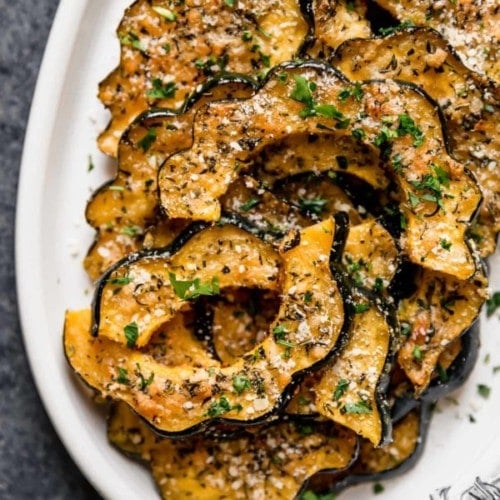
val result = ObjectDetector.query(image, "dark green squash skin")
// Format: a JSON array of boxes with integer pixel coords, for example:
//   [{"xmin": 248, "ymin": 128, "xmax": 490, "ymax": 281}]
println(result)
[{"xmin": 89, "ymin": 214, "xmax": 354, "ymax": 438}]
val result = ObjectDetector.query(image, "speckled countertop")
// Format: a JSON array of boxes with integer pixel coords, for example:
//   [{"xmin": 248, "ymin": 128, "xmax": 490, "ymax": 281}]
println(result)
[{"xmin": 0, "ymin": 2, "xmax": 99, "ymax": 498}]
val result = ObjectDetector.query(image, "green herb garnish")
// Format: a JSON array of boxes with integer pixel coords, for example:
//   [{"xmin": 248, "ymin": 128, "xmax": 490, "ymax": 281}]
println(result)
[
  {"xmin": 169, "ymin": 273, "xmax": 220, "ymax": 301},
  {"xmin": 232, "ymin": 374, "xmax": 251, "ymax": 394},
  {"xmin": 477, "ymin": 384, "xmax": 491, "ymax": 399},
  {"xmin": 378, "ymin": 19, "xmax": 415, "ymax": 36},
  {"xmin": 146, "ymin": 78, "xmax": 177, "ymax": 99},
  {"xmin": 116, "ymin": 367, "xmax": 130, "ymax": 385},
  {"xmin": 486, "ymin": 291, "xmax": 500, "ymax": 317},
  {"xmin": 333, "ymin": 379, "xmax": 350, "ymax": 400},
  {"xmin": 440, "ymin": 238, "xmax": 452, "ymax": 251},
  {"xmin": 137, "ymin": 128, "xmax": 157, "ymax": 152},
  {"xmin": 290, "ymin": 76, "xmax": 349, "ymax": 126},
  {"xmin": 119, "ymin": 32, "xmax": 145, "ymax": 52},
  {"xmin": 124, "ymin": 322, "xmax": 139, "ymax": 348},
  {"xmin": 136, "ymin": 364, "xmax": 155, "ymax": 391},
  {"xmin": 240, "ymin": 198, "xmax": 260, "ymax": 211},
  {"xmin": 354, "ymin": 303, "xmax": 370, "ymax": 314},
  {"xmin": 152, "ymin": 6, "xmax": 177, "ymax": 21},
  {"xmin": 107, "ymin": 276, "xmax": 132, "ymax": 286},
  {"xmin": 121, "ymin": 226, "xmax": 140, "ymax": 237},
  {"xmin": 412, "ymin": 345, "xmax": 423, "ymax": 361},
  {"xmin": 343, "ymin": 400, "xmax": 372, "ymax": 414},
  {"xmin": 298, "ymin": 196, "xmax": 328, "ymax": 215},
  {"xmin": 205, "ymin": 396, "xmax": 242, "ymax": 418}
]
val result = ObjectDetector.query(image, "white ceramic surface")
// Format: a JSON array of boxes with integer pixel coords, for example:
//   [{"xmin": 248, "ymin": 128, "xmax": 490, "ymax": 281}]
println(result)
[{"xmin": 16, "ymin": 1, "xmax": 500, "ymax": 499}]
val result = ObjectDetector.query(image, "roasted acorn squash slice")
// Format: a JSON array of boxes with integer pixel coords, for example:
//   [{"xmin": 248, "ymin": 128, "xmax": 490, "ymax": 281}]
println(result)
[
  {"xmin": 86, "ymin": 77, "xmax": 256, "ymax": 280},
  {"xmin": 94, "ymin": 223, "xmax": 281, "ymax": 347},
  {"xmin": 107, "ymin": 401, "xmax": 358, "ymax": 500},
  {"xmin": 371, "ymin": 0, "xmax": 499, "ymax": 82},
  {"xmin": 67, "ymin": 218, "xmax": 349, "ymax": 435},
  {"xmin": 314, "ymin": 290, "xmax": 395, "ymax": 447},
  {"xmin": 307, "ymin": 0, "xmax": 371, "ymax": 59},
  {"xmin": 305, "ymin": 403, "xmax": 431, "ymax": 496},
  {"xmin": 158, "ymin": 62, "xmax": 481, "ymax": 280},
  {"xmin": 98, "ymin": 0, "xmax": 311, "ymax": 156},
  {"xmin": 257, "ymin": 132, "xmax": 389, "ymax": 191},
  {"xmin": 334, "ymin": 28, "xmax": 499, "ymax": 257},
  {"xmin": 397, "ymin": 264, "xmax": 487, "ymax": 394}
]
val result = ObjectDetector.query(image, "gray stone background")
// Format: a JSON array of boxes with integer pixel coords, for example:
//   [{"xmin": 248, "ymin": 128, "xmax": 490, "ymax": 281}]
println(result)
[{"xmin": 0, "ymin": 2, "xmax": 100, "ymax": 498}]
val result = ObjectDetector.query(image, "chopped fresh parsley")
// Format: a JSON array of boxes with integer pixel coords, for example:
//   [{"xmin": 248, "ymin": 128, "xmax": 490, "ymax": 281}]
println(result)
[
  {"xmin": 477, "ymin": 384, "xmax": 491, "ymax": 399},
  {"xmin": 299, "ymin": 491, "xmax": 336, "ymax": 500},
  {"xmin": 440, "ymin": 238, "xmax": 452, "ymax": 251},
  {"xmin": 136, "ymin": 364, "xmax": 155, "ymax": 391},
  {"xmin": 138, "ymin": 128, "xmax": 157, "ymax": 152},
  {"xmin": 290, "ymin": 75, "xmax": 315, "ymax": 108},
  {"xmin": 373, "ymin": 483, "xmax": 385, "ymax": 494},
  {"xmin": 333, "ymin": 379, "xmax": 350, "ymax": 400},
  {"xmin": 412, "ymin": 345, "xmax": 423, "ymax": 361},
  {"xmin": 124, "ymin": 322, "xmax": 139, "ymax": 348},
  {"xmin": 391, "ymin": 153, "xmax": 403, "ymax": 173},
  {"xmin": 169, "ymin": 273, "xmax": 220, "ymax": 301},
  {"xmin": 259, "ymin": 52, "xmax": 271, "ymax": 68},
  {"xmin": 343, "ymin": 400, "xmax": 372, "ymax": 414},
  {"xmin": 378, "ymin": 19, "xmax": 415, "ymax": 36},
  {"xmin": 107, "ymin": 275, "xmax": 132, "ymax": 286},
  {"xmin": 272, "ymin": 325, "xmax": 288, "ymax": 340},
  {"xmin": 373, "ymin": 277, "xmax": 385, "ymax": 292},
  {"xmin": 437, "ymin": 363, "xmax": 448, "ymax": 383},
  {"xmin": 400, "ymin": 322, "xmax": 412, "ymax": 336},
  {"xmin": 232, "ymin": 374, "xmax": 251, "ymax": 394},
  {"xmin": 146, "ymin": 78, "xmax": 177, "ymax": 99},
  {"xmin": 240, "ymin": 198, "xmax": 260, "ymax": 211},
  {"xmin": 116, "ymin": 367, "xmax": 130, "ymax": 385},
  {"xmin": 338, "ymin": 83, "xmax": 363, "ymax": 102},
  {"xmin": 397, "ymin": 113, "xmax": 424, "ymax": 146},
  {"xmin": 304, "ymin": 291, "xmax": 313, "ymax": 304},
  {"xmin": 373, "ymin": 125, "xmax": 398, "ymax": 148},
  {"xmin": 298, "ymin": 196, "xmax": 328, "ymax": 215},
  {"xmin": 195, "ymin": 54, "xmax": 229, "ymax": 75},
  {"xmin": 290, "ymin": 76, "xmax": 350, "ymax": 126},
  {"xmin": 151, "ymin": 6, "xmax": 177, "ymax": 21},
  {"xmin": 486, "ymin": 291, "xmax": 500, "ymax": 317},
  {"xmin": 273, "ymin": 325, "xmax": 295, "ymax": 357},
  {"xmin": 354, "ymin": 303, "xmax": 370, "ymax": 314},
  {"xmin": 121, "ymin": 225, "xmax": 140, "ymax": 237},
  {"xmin": 224, "ymin": 0, "xmax": 235, "ymax": 6},
  {"xmin": 351, "ymin": 128, "xmax": 365, "ymax": 140},
  {"xmin": 119, "ymin": 32, "xmax": 145, "ymax": 52},
  {"xmin": 87, "ymin": 155, "xmax": 94, "ymax": 172},
  {"xmin": 205, "ymin": 396, "xmax": 242, "ymax": 418},
  {"xmin": 408, "ymin": 163, "xmax": 451, "ymax": 211}
]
